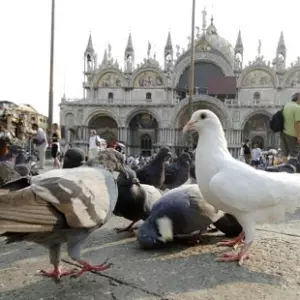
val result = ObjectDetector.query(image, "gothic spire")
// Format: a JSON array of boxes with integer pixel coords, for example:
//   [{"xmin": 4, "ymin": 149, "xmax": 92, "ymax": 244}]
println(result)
[
  {"xmin": 125, "ymin": 33, "xmax": 134, "ymax": 53},
  {"xmin": 165, "ymin": 32, "xmax": 172, "ymax": 50},
  {"xmin": 85, "ymin": 33, "xmax": 94, "ymax": 53},
  {"xmin": 201, "ymin": 7, "xmax": 207, "ymax": 33},
  {"xmin": 277, "ymin": 31, "xmax": 286, "ymax": 56},
  {"xmin": 234, "ymin": 29, "xmax": 243, "ymax": 55},
  {"xmin": 102, "ymin": 49, "xmax": 108, "ymax": 64}
]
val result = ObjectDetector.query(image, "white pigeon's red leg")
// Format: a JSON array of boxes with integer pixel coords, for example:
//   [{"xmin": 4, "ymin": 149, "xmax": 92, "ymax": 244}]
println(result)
[
  {"xmin": 217, "ymin": 231, "xmax": 245, "ymax": 248},
  {"xmin": 218, "ymin": 219, "xmax": 256, "ymax": 266},
  {"xmin": 217, "ymin": 241, "xmax": 252, "ymax": 265},
  {"xmin": 115, "ymin": 220, "xmax": 138, "ymax": 233}
]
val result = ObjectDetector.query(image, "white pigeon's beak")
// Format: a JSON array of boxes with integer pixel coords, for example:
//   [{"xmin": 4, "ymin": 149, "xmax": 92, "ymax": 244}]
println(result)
[{"xmin": 182, "ymin": 120, "xmax": 196, "ymax": 134}]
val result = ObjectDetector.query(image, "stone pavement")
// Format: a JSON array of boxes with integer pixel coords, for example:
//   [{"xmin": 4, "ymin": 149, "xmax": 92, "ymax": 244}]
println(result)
[{"xmin": 0, "ymin": 168, "xmax": 300, "ymax": 299}]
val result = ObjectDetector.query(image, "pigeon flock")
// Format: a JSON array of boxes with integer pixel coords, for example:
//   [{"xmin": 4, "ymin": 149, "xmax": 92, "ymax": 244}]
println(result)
[{"xmin": 0, "ymin": 109, "xmax": 299, "ymax": 282}]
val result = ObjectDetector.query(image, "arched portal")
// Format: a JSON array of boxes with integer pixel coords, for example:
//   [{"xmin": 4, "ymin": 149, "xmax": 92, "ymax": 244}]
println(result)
[
  {"xmin": 140, "ymin": 134, "xmax": 152, "ymax": 156},
  {"xmin": 243, "ymin": 113, "xmax": 274, "ymax": 149},
  {"xmin": 88, "ymin": 115, "xmax": 118, "ymax": 143},
  {"xmin": 129, "ymin": 112, "xmax": 158, "ymax": 156},
  {"xmin": 176, "ymin": 61, "xmax": 226, "ymax": 100},
  {"xmin": 252, "ymin": 135, "xmax": 264, "ymax": 149}
]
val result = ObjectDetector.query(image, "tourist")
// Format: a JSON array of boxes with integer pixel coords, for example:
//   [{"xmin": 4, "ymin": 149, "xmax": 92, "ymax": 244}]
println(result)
[
  {"xmin": 281, "ymin": 93, "xmax": 300, "ymax": 163},
  {"xmin": 241, "ymin": 139, "xmax": 251, "ymax": 164},
  {"xmin": 251, "ymin": 144, "xmax": 262, "ymax": 169},
  {"xmin": 88, "ymin": 129, "xmax": 101, "ymax": 159},
  {"xmin": 51, "ymin": 123, "xmax": 61, "ymax": 169},
  {"xmin": 32, "ymin": 123, "xmax": 48, "ymax": 169}
]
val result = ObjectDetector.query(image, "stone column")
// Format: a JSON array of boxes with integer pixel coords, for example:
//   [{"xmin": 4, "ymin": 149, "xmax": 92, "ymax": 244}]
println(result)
[
  {"xmin": 118, "ymin": 126, "xmax": 128, "ymax": 142},
  {"xmin": 157, "ymin": 128, "xmax": 163, "ymax": 146},
  {"xmin": 84, "ymin": 126, "xmax": 89, "ymax": 141},
  {"xmin": 237, "ymin": 130, "xmax": 242, "ymax": 145},
  {"xmin": 65, "ymin": 127, "xmax": 70, "ymax": 143},
  {"xmin": 225, "ymin": 130, "xmax": 231, "ymax": 144},
  {"xmin": 77, "ymin": 126, "xmax": 81, "ymax": 140}
]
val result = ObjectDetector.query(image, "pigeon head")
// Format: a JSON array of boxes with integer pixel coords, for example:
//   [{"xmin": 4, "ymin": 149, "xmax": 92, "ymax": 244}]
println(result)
[
  {"xmin": 157, "ymin": 147, "xmax": 172, "ymax": 161},
  {"xmin": 182, "ymin": 109, "xmax": 222, "ymax": 135},
  {"xmin": 179, "ymin": 152, "xmax": 192, "ymax": 165},
  {"xmin": 91, "ymin": 148, "xmax": 128, "ymax": 177},
  {"xmin": 137, "ymin": 222, "xmax": 164, "ymax": 250},
  {"xmin": 116, "ymin": 167, "xmax": 137, "ymax": 186}
]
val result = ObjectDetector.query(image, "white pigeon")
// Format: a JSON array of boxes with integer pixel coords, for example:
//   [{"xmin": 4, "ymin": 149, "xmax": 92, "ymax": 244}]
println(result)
[{"xmin": 183, "ymin": 109, "xmax": 300, "ymax": 265}]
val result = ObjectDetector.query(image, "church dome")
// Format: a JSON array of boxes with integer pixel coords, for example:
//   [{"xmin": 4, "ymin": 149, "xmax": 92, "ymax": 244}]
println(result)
[{"xmin": 204, "ymin": 18, "xmax": 234, "ymax": 66}]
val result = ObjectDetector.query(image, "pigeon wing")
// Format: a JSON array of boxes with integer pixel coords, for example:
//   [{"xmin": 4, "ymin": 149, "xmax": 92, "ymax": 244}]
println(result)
[
  {"xmin": 140, "ymin": 184, "xmax": 162, "ymax": 216},
  {"xmin": 31, "ymin": 167, "xmax": 118, "ymax": 228},
  {"xmin": 0, "ymin": 186, "xmax": 65, "ymax": 232},
  {"xmin": 183, "ymin": 184, "xmax": 223, "ymax": 223},
  {"xmin": 209, "ymin": 166, "xmax": 300, "ymax": 215}
]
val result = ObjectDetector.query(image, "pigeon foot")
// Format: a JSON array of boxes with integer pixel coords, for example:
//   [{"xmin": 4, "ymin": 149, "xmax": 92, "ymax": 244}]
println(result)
[
  {"xmin": 217, "ymin": 251, "xmax": 249, "ymax": 265},
  {"xmin": 39, "ymin": 266, "xmax": 76, "ymax": 281},
  {"xmin": 217, "ymin": 242, "xmax": 252, "ymax": 265},
  {"xmin": 217, "ymin": 231, "xmax": 245, "ymax": 248},
  {"xmin": 115, "ymin": 221, "xmax": 138, "ymax": 233},
  {"xmin": 71, "ymin": 260, "xmax": 112, "ymax": 277}
]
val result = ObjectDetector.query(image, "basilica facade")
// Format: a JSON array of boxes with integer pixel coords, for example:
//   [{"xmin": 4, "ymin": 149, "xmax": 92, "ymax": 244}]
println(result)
[{"xmin": 60, "ymin": 9, "xmax": 300, "ymax": 157}]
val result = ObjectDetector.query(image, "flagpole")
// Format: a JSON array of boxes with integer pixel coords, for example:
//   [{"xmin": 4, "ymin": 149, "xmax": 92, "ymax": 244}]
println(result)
[
  {"xmin": 188, "ymin": 0, "xmax": 196, "ymax": 150},
  {"xmin": 48, "ymin": 0, "xmax": 55, "ymax": 133}
]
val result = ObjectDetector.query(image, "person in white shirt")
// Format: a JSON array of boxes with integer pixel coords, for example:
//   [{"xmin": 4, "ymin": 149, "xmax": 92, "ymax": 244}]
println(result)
[
  {"xmin": 32, "ymin": 123, "xmax": 48, "ymax": 169},
  {"xmin": 251, "ymin": 144, "xmax": 262, "ymax": 169},
  {"xmin": 88, "ymin": 129, "xmax": 101, "ymax": 160}
]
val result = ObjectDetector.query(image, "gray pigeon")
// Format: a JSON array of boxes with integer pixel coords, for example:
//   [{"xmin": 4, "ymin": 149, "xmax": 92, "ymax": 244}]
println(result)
[
  {"xmin": 163, "ymin": 152, "xmax": 192, "ymax": 189},
  {"xmin": 113, "ymin": 167, "xmax": 162, "ymax": 232},
  {"xmin": 136, "ymin": 147, "xmax": 172, "ymax": 188},
  {"xmin": 0, "ymin": 148, "xmax": 124, "ymax": 281},
  {"xmin": 137, "ymin": 184, "xmax": 242, "ymax": 249}
]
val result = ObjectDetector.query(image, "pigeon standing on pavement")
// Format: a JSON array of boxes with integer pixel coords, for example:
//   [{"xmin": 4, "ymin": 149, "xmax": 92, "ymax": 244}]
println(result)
[
  {"xmin": 61, "ymin": 148, "xmax": 162, "ymax": 233},
  {"xmin": 136, "ymin": 147, "xmax": 172, "ymax": 189},
  {"xmin": 113, "ymin": 167, "xmax": 162, "ymax": 233},
  {"xmin": 137, "ymin": 184, "xmax": 242, "ymax": 249},
  {"xmin": 0, "ymin": 148, "xmax": 124, "ymax": 281},
  {"xmin": 183, "ymin": 109, "xmax": 300, "ymax": 265}
]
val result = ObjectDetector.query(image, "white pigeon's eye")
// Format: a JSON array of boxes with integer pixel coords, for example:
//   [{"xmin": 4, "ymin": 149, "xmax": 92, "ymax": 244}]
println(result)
[{"xmin": 200, "ymin": 113, "xmax": 206, "ymax": 119}]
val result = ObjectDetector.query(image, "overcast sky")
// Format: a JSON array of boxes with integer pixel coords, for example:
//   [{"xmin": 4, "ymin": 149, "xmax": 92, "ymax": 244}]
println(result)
[{"xmin": 0, "ymin": 0, "xmax": 299, "ymax": 122}]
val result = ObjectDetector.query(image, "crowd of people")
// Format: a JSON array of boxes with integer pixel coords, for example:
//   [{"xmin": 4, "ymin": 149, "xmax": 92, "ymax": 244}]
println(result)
[
  {"xmin": 239, "ymin": 139, "xmax": 281, "ymax": 169},
  {"xmin": 239, "ymin": 92, "xmax": 300, "ymax": 169},
  {"xmin": 3, "ymin": 92, "xmax": 300, "ymax": 172}
]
